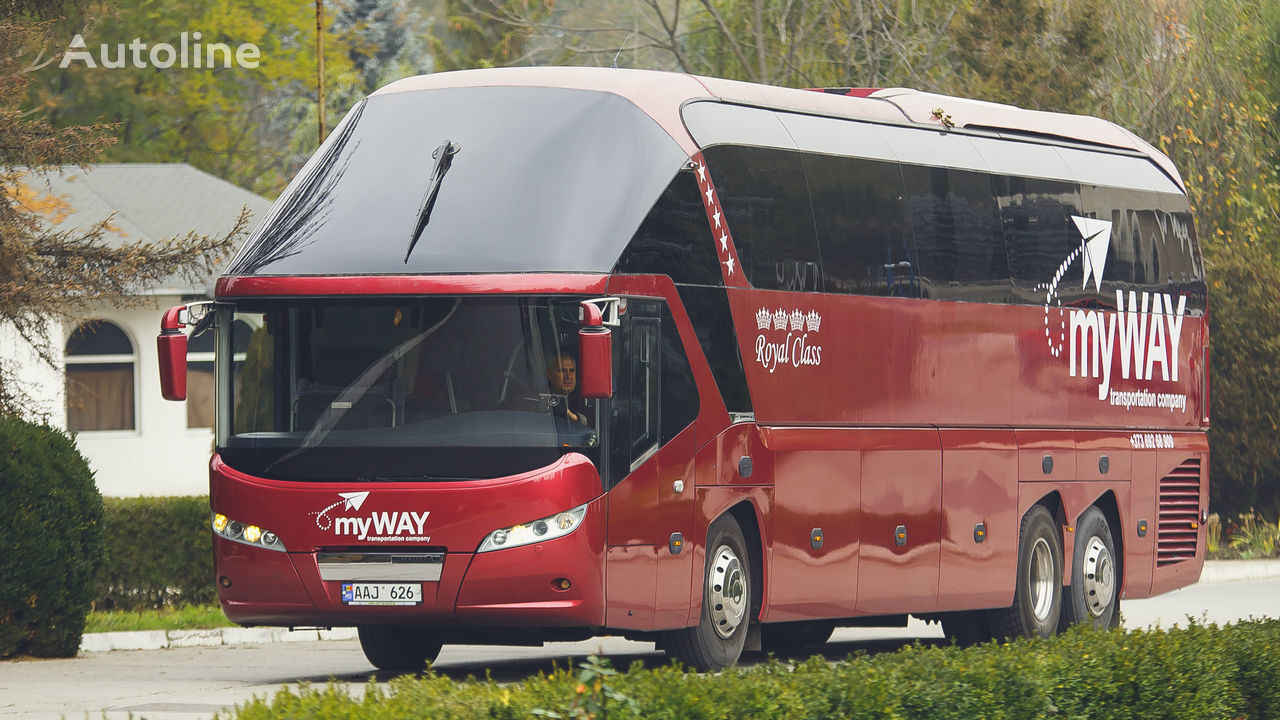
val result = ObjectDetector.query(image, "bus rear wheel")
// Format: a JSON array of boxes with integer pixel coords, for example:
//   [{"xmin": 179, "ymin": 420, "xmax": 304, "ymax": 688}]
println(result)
[
  {"xmin": 1062, "ymin": 507, "xmax": 1120, "ymax": 630},
  {"xmin": 986, "ymin": 505, "xmax": 1062, "ymax": 640},
  {"xmin": 357, "ymin": 625, "xmax": 443, "ymax": 672},
  {"xmin": 662, "ymin": 515, "xmax": 752, "ymax": 671}
]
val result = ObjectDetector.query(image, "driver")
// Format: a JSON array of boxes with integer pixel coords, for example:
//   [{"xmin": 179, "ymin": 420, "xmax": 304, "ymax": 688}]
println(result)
[{"xmin": 545, "ymin": 351, "xmax": 590, "ymax": 425}]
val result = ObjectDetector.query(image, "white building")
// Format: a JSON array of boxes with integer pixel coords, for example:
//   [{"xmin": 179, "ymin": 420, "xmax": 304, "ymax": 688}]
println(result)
[{"xmin": 5, "ymin": 164, "xmax": 270, "ymax": 497}]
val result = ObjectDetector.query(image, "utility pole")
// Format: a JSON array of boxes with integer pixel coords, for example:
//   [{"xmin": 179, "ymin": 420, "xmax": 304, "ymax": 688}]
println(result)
[{"xmin": 316, "ymin": 0, "xmax": 326, "ymax": 144}]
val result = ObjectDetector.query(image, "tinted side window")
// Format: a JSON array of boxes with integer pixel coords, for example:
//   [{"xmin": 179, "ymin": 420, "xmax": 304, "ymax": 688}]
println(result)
[
  {"xmin": 613, "ymin": 171, "xmax": 723, "ymax": 286},
  {"xmin": 675, "ymin": 285, "xmax": 752, "ymax": 414},
  {"xmin": 1078, "ymin": 185, "xmax": 1154, "ymax": 309},
  {"xmin": 804, "ymin": 154, "xmax": 914, "ymax": 296},
  {"xmin": 1155, "ymin": 193, "xmax": 1207, "ymax": 314},
  {"xmin": 604, "ymin": 301, "xmax": 700, "ymax": 489},
  {"xmin": 661, "ymin": 306, "xmax": 698, "ymax": 443},
  {"xmin": 702, "ymin": 145, "xmax": 822, "ymax": 291},
  {"xmin": 996, "ymin": 176, "xmax": 1088, "ymax": 306},
  {"xmin": 900, "ymin": 165, "xmax": 1011, "ymax": 302}
]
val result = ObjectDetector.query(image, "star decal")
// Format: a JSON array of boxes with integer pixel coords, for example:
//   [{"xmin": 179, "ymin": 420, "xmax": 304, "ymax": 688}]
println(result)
[
  {"xmin": 724, "ymin": 257, "xmax": 735, "ymax": 275},
  {"xmin": 696, "ymin": 163, "xmax": 707, "ymax": 182},
  {"xmin": 705, "ymin": 186, "xmax": 715, "ymax": 204},
  {"xmin": 713, "ymin": 209, "xmax": 721, "ymax": 228},
  {"xmin": 720, "ymin": 232, "xmax": 729, "ymax": 252}
]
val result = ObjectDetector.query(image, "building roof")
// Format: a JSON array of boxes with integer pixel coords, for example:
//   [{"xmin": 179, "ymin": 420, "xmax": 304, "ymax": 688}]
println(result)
[{"xmin": 17, "ymin": 163, "xmax": 272, "ymax": 295}]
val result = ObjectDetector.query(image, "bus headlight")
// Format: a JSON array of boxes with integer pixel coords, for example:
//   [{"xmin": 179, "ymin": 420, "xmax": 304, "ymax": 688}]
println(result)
[
  {"xmin": 477, "ymin": 503, "xmax": 588, "ymax": 553},
  {"xmin": 212, "ymin": 512, "xmax": 286, "ymax": 552}
]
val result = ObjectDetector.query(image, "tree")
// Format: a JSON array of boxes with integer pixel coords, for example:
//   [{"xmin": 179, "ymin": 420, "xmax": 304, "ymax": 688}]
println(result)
[
  {"xmin": 950, "ymin": 0, "xmax": 1106, "ymax": 112},
  {"xmin": 27, "ymin": 0, "xmax": 363, "ymax": 196},
  {"xmin": 0, "ymin": 6, "xmax": 243, "ymax": 418},
  {"xmin": 435, "ymin": 0, "xmax": 958, "ymax": 89},
  {"xmin": 333, "ymin": 0, "xmax": 432, "ymax": 92},
  {"xmin": 428, "ymin": 0, "xmax": 557, "ymax": 71},
  {"xmin": 1087, "ymin": 0, "xmax": 1280, "ymax": 516}
]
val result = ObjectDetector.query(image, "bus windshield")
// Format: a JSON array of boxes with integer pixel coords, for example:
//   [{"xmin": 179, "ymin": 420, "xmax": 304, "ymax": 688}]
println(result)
[
  {"xmin": 217, "ymin": 297, "xmax": 601, "ymax": 482},
  {"xmin": 225, "ymin": 86, "xmax": 689, "ymax": 277}
]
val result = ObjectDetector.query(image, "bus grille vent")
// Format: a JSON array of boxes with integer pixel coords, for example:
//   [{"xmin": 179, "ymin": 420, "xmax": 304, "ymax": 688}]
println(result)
[{"xmin": 1157, "ymin": 458, "xmax": 1201, "ymax": 567}]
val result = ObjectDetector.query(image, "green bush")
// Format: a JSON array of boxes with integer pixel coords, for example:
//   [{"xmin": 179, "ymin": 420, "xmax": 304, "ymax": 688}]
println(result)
[
  {"xmin": 94, "ymin": 495, "xmax": 215, "ymax": 610},
  {"xmin": 232, "ymin": 620, "xmax": 1280, "ymax": 720},
  {"xmin": 0, "ymin": 416, "xmax": 104, "ymax": 658}
]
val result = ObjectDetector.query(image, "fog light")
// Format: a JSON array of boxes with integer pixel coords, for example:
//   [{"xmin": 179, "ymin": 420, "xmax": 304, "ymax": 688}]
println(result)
[
  {"xmin": 218, "ymin": 576, "xmax": 232, "ymax": 588},
  {"xmin": 552, "ymin": 577, "xmax": 572, "ymax": 591}
]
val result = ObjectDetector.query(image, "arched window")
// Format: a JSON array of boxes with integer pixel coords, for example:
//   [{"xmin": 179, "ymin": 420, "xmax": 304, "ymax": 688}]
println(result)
[{"xmin": 65, "ymin": 321, "xmax": 136, "ymax": 431}]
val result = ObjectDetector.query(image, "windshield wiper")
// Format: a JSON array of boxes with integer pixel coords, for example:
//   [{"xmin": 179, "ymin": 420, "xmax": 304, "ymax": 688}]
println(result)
[{"xmin": 404, "ymin": 139, "xmax": 461, "ymax": 263}]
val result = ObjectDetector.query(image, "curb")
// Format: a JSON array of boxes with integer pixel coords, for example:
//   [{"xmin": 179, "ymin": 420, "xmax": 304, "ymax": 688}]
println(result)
[
  {"xmin": 79, "ymin": 626, "xmax": 357, "ymax": 653},
  {"xmin": 77, "ymin": 561, "xmax": 1280, "ymax": 654},
  {"xmin": 1198, "ymin": 559, "xmax": 1280, "ymax": 584}
]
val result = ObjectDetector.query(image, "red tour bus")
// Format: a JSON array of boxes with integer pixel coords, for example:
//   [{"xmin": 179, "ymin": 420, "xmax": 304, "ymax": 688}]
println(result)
[{"xmin": 157, "ymin": 68, "xmax": 1208, "ymax": 671}]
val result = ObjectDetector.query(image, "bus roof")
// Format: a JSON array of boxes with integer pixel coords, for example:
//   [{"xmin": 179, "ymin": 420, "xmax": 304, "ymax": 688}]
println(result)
[{"xmin": 373, "ymin": 67, "xmax": 1183, "ymax": 191}]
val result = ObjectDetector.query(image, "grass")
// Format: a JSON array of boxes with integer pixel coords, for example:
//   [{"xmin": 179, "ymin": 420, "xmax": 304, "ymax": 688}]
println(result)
[{"xmin": 84, "ymin": 603, "xmax": 234, "ymax": 634}]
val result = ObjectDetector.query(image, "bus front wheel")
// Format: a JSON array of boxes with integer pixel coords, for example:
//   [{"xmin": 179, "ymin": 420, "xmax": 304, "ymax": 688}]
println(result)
[
  {"xmin": 986, "ymin": 505, "xmax": 1062, "ymax": 640},
  {"xmin": 357, "ymin": 625, "xmax": 443, "ymax": 672},
  {"xmin": 662, "ymin": 515, "xmax": 752, "ymax": 671}
]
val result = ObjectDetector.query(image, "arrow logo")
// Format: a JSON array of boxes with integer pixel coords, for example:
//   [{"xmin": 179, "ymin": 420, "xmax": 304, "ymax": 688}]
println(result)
[
  {"xmin": 339, "ymin": 491, "xmax": 369, "ymax": 511},
  {"xmin": 312, "ymin": 491, "xmax": 372, "ymax": 530},
  {"xmin": 1072, "ymin": 216, "xmax": 1113, "ymax": 294}
]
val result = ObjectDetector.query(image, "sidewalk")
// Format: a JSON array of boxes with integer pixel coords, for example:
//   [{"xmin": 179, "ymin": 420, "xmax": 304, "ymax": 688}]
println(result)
[
  {"xmin": 77, "ymin": 559, "xmax": 1280, "ymax": 654},
  {"xmin": 1196, "ymin": 558, "xmax": 1280, "ymax": 583},
  {"xmin": 78, "ymin": 626, "xmax": 356, "ymax": 653}
]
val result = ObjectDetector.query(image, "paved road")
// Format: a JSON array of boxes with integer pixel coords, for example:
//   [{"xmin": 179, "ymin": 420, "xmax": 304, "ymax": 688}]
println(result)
[{"xmin": 3, "ymin": 577, "xmax": 1278, "ymax": 720}]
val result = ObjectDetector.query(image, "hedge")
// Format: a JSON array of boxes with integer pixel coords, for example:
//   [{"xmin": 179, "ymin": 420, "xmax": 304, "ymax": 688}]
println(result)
[
  {"xmin": 94, "ymin": 495, "xmax": 216, "ymax": 610},
  {"xmin": 0, "ymin": 416, "xmax": 104, "ymax": 658},
  {"xmin": 233, "ymin": 620, "xmax": 1280, "ymax": 720}
]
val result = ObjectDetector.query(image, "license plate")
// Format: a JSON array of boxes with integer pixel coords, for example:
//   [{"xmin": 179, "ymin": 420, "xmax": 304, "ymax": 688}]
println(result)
[{"xmin": 341, "ymin": 582, "xmax": 423, "ymax": 606}]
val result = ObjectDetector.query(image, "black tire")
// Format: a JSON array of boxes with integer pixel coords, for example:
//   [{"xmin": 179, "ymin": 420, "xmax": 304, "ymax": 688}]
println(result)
[
  {"xmin": 941, "ymin": 610, "xmax": 991, "ymax": 647},
  {"xmin": 661, "ymin": 515, "xmax": 753, "ymax": 671},
  {"xmin": 986, "ymin": 505, "xmax": 1063, "ymax": 640},
  {"xmin": 357, "ymin": 625, "xmax": 443, "ymax": 672},
  {"xmin": 760, "ymin": 620, "xmax": 835, "ymax": 653},
  {"xmin": 1061, "ymin": 507, "xmax": 1120, "ymax": 630}
]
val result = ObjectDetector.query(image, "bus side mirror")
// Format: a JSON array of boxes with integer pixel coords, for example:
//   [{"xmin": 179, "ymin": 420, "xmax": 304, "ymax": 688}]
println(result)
[
  {"xmin": 578, "ymin": 301, "xmax": 613, "ymax": 399},
  {"xmin": 158, "ymin": 305, "xmax": 189, "ymax": 401}
]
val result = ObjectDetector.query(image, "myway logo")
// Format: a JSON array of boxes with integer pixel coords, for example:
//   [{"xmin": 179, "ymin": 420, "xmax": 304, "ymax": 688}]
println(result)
[
  {"xmin": 310, "ymin": 492, "xmax": 432, "ymax": 543},
  {"xmin": 1043, "ymin": 215, "xmax": 1189, "ymax": 412},
  {"xmin": 1067, "ymin": 290, "xmax": 1187, "ymax": 399},
  {"xmin": 334, "ymin": 511, "xmax": 431, "ymax": 541}
]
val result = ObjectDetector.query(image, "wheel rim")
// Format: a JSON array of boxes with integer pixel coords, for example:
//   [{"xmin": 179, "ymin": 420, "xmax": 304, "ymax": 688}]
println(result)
[
  {"xmin": 708, "ymin": 543, "xmax": 747, "ymax": 639},
  {"xmin": 1081, "ymin": 536, "xmax": 1115, "ymax": 617},
  {"xmin": 1027, "ymin": 536, "xmax": 1056, "ymax": 622}
]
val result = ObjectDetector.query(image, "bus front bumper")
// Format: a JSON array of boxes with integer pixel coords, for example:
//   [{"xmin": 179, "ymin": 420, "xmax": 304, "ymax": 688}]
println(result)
[{"xmin": 215, "ymin": 496, "xmax": 607, "ymax": 628}]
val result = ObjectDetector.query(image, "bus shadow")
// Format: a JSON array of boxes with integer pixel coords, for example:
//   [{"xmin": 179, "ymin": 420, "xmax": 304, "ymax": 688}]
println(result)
[{"xmin": 315, "ymin": 635, "xmax": 951, "ymax": 685}]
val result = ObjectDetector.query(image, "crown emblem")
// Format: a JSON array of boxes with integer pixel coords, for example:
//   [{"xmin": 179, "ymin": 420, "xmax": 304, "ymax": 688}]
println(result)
[
  {"xmin": 805, "ymin": 311, "xmax": 821, "ymax": 333},
  {"xmin": 772, "ymin": 308, "xmax": 788, "ymax": 331},
  {"xmin": 755, "ymin": 307, "xmax": 772, "ymax": 330},
  {"xmin": 789, "ymin": 310, "xmax": 804, "ymax": 332}
]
